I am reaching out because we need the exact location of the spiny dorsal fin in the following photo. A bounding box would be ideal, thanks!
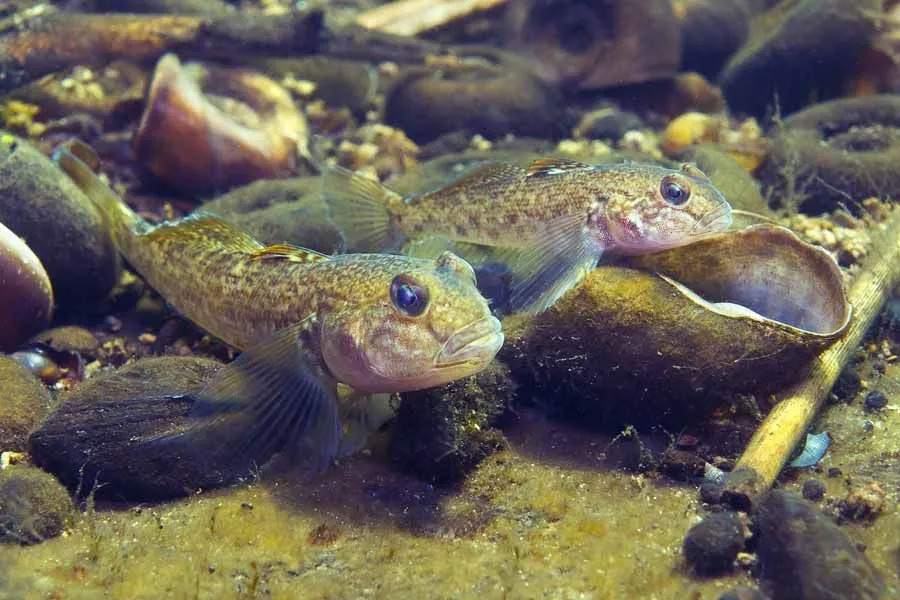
[248,244,329,263]
[526,157,590,178]
[680,162,710,181]
[444,161,524,189]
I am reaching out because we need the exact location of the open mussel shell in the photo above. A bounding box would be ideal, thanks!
[133,53,308,195]
[501,225,851,426]
[0,221,53,352]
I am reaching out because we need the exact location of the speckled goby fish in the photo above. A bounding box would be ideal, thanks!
[52,140,503,471]
[323,158,732,314]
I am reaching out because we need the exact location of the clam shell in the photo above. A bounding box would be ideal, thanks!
[0,221,53,352]
[502,225,851,424]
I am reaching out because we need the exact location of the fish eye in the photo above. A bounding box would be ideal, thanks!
[660,175,691,206]
[390,275,430,317]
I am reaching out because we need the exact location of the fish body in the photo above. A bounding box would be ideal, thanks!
[53,140,503,470]
[323,158,733,313]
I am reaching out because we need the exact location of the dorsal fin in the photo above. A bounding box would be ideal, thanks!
[248,244,329,263]
[680,162,710,181]
[525,157,590,178]
[444,161,524,189]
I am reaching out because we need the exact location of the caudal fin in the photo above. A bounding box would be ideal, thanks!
[321,166,405,252]
[52,139,143,247]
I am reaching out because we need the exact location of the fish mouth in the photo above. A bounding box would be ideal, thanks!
[435,316,504,368]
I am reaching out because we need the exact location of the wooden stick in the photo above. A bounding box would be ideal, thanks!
[356,0,509,36]
[722,208,900,510]
[0,7,324,94]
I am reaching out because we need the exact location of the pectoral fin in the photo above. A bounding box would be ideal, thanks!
[147,318,341,474]
[336,390,398,457]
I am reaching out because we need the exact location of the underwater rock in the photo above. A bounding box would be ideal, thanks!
[863,390,887,412]
[719,0,881,118]
[675,0,751,78]
[572,104,646,142]
[30,326,100,360]
[754,490,886,600]
[761,95,900,214]
[28,357,250,501]
[0,132,120,308]
[384,48,566,143]
[0,466,75,545]
[718,585,768,600]
[676,144,770,215]
[0,355,53,451]
[133,54,310,196]
[682,511,745,576]
[389,361,515,485]
[801,479,826,502]
[836,483,886,522]
[244,57,375,117]
[501,225,850,428]
[504,0,681,89]
[200,176,342,253]
[0,221,53,352]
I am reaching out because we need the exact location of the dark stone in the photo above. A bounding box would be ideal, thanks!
[0,466,74,545]
[827,467,842,478]
[28,357,260,501]
[0,132,121,308]
[833,368,862,403]
[700,480,725,505]
[801,478,826,502]
[200,176,342,254]
[0,356,53,451]
[384,48,567,144]
[754,490,886,600]
[389,361,516,485]
[678,0,751,78]
[574,104,646,141]
[760,94,900,214]
[718,585,768,600]
[863,390,887,412]
[661,448,707,481]
[683,511,745,576]
[719,0,880,119]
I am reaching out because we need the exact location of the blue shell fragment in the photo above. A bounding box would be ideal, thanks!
[788,431,831,468]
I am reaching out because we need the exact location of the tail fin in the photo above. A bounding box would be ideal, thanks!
[321,166,405,252]
[52,139,143,248]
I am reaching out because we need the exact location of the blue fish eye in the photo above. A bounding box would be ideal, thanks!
[390,275,430,317]
[660,175,691,206]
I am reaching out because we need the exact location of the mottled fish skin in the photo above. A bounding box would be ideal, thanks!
[324,158,732,314]
[392,159,732,252]
[52,140,504,471]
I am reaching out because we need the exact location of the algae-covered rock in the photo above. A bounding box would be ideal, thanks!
[754,490,886,600]
[384,48,567,143]
[677,0,751,78]
[719,0,881,118]
[0,132,120,308]
[28,356,251,501]
[0,220,53,352]
[200,177,342,253]
[389,361,516,485]
[501,225,850,428]
[0,355,53,451]
[676,143,770,215]
[760,95,900,214]
[682,511,745,575]
[30,325,100,359]
[0,466,74,545]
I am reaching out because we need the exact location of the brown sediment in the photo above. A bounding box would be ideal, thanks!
[721,207,900,510]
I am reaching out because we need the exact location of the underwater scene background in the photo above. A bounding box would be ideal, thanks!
[0,0,898,598]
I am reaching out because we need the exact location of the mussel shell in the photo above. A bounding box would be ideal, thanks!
[0,221,53,352]
[502,225,851,425]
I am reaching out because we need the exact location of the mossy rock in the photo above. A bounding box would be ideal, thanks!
[28,356,253,502]
[0,466,75,545]
[389,361,516,485]
[0,132,120,308]
[0,355,53,451]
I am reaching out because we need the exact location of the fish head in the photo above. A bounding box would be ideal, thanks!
[601,163,732,252]
[320,251,504,393]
